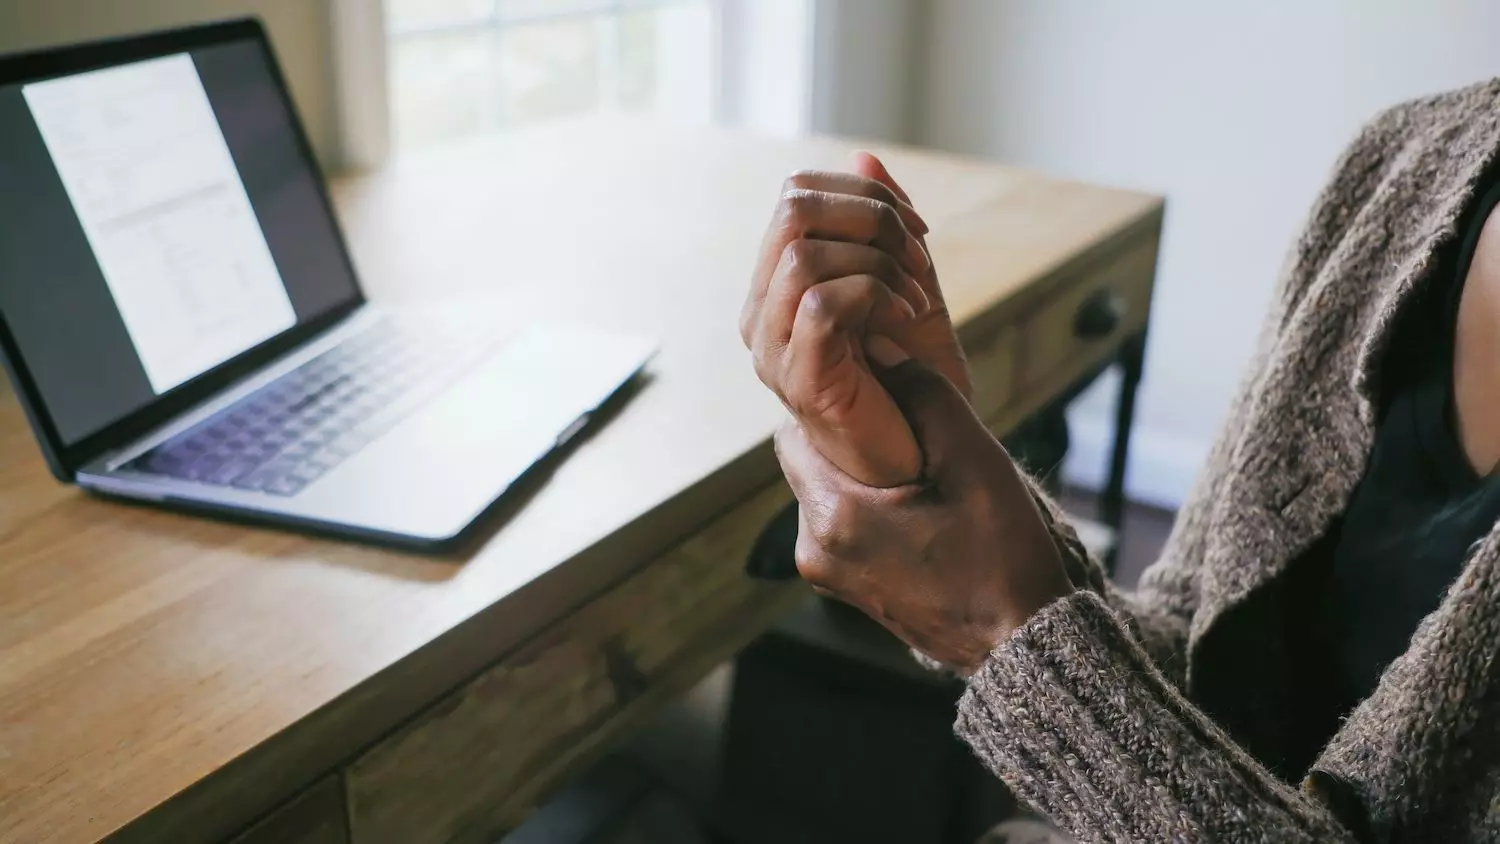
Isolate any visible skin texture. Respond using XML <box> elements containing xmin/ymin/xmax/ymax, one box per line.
<box><xmin>741</xmin><ymin>153</ymin><xmax>1072</xmax><ymax>670</ymax></box>
<box><xmin>740</xmin><ymin>153</ymin><xmax>971</xmax><ymax>488</ymax></box>
<box><xmin>774</xmin><ymin>361</ymin><xmax>1072</xmax><ymax>672</ymax></box>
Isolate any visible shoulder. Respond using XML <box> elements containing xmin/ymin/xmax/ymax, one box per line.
<box><xmin>1368</xmin><ymin>77</ymin><xmax>1500</xmax><ymax>142</ymax></box>
<box><xmin>1281</xmin><ymin>78</ymin><xmax>1500</xmax><ymax>313</ymax></box>
<box><xmin>1326</xmin><ymin>77</ymin><xmax>1500</xmax><ymax>197</ymax></box>
<box><xmin>1335</xmin><ymin>78</ymin><xmax>1500</xmax><ymax>195</ymax></box>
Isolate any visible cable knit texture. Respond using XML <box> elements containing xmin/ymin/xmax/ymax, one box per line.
<box><xmin>952</xmin><ymin>78</ymin><xmax>1500</xmax><ymax>843</ymax></box>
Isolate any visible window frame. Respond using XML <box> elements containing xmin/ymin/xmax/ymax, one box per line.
<box><xmin>327</xmin><ymin>0</ymin><xmax>815</xmax><ymax>170</ymax></box>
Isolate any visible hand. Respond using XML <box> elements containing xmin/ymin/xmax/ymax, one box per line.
<box><xmin>774</xmin><ymin>356</ymin><xmax>1072</xmax><ymax>673</ymax></box>
<box><xmin>741</xmin><ymin>152</ymin><xmax>970</xmax><ymax>488</ymax></box>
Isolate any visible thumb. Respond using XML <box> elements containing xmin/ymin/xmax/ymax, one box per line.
<box><xmin>875</xmin><ymin>358</ymin><xmax>992</xmax><ymax>474</ymax></box>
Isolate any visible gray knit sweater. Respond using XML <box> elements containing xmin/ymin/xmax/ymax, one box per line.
<box><xmin>956</xmin><ymin>79</ymin><xmax>1500</xmax><ymax>843</ymax></box>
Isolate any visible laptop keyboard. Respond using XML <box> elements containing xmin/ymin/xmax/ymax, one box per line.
<box><xmin>129</xmin><ymin>317</ymin><xmax>494</xmax><ymax>496</ymax></box>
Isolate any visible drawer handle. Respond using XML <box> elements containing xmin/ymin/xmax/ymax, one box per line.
<box><xmin>1074</xmin><ymin>288</ymin><xmax>1126</xmax><ymax>339</ymax></box>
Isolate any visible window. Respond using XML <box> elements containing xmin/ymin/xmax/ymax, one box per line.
<box><xmin>385</xmin><ymin>0</ymin><xmax>717</xmax><ymax>150</ymax></box>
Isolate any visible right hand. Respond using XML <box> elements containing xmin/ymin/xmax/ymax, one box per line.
<box><xmin>740</xmin><ymin>153</ymin><xmax>971</xmax><ymax>487</ymax></box>
<box><xmin>773</xmin><ymin>358</ymin><xmax>1072</xmax><ymax>671</ymax></box>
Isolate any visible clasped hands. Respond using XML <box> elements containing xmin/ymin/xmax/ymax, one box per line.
<box><xmin>740</xmin><ymin>152</ymin><xmax>1072</xmax><ymax>672</ymax></box>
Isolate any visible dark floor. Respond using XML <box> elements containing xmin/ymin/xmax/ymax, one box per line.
<box><xmin>1059</xmin><ymin>486</ymin><xmax>1176</xmax><ymax>587</ymax></box>
<box><xmin>513</xmin><ymin>491</ymin><xmax>1180</xmax><ymax>841</ymax></box>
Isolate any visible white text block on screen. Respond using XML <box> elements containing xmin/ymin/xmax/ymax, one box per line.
<box><xmin>23</xmin><ymin>53</ymin><xmax>296</xmax><ymax>394</ymax></box>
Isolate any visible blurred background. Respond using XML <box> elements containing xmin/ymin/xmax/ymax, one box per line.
<box><xmin>6</xmin><ymin>1</ymin><xmax>1500</xmax><ymax>840</ymax></box>
<box><xmin>8</xmin><ymin>0</ymin><xmax>1500</xmax><ymax>515</ymax></box>
<box><xmin>6</xmin><ymin>0</ymin><xmax>1500</xmax><ymax>514</ymax></box>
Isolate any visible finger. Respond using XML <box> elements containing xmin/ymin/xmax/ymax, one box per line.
<box><xmin>779</xmin><ymin>189</ymin><xmax>930</xmax><ymax>280</ymax></box>
<box><xmin>851</xmin><ymin>151</ymin><xmax>913</xmax><ymax>206</ymax></box>
<box><xmin>745</xmin><ymin>188</ymin><xmax>929</xmax><ymax>346</ymax></box>
<box><xmin>786</xmin><ymin>168</ymin><xmax>929</xmax><ymax>235</ymax></box>
<box><xmin>782</xmin><ymin>276</ymin><xmax>924</xmax><ymax>485</ymax></box>
<box><xmin>850</xmin><ymin>152</ymin><xmax>946</xmax><ymax>307</ymax></box>
<box><xmin>761</xmin><ymin>273</ymin><xmax>914</xmax><ymax>401</ymax></box>
<box><xmin>756</xmin><ymin>240</ymin><xmax>924</xmax><ymax>364</ymax></box>
<box><xmin>787</xmin><ymin>275</ymin><xmax>919</xmax><ymax>384</ymax></box>
<box><xmin>876</xmin><ymin>358</ymin><xmax>994</xmax><ymax>474</ymax></box>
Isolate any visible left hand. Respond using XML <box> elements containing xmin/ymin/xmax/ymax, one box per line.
<box><xmin>775</xmin><ymin>355</ymin><xmax>1073</xmax><ymax>672</ymax></box>
<box><xmin>741</xmin><ymin>152</ymin><xmax>971</xmax><ymax>488</ymax></box>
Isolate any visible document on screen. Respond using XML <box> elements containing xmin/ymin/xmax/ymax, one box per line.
<box><xmin>23</xmin><ymin>53</ymin><xmax>296</xmax><ymax>394</ymax></box>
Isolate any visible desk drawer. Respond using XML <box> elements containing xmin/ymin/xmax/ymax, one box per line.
<box><xmin>343</xmin><ymin>483</ymin><xmax>798</xmax><ymax>844</ymax></box>
<box><xmin>964</xmin><ymin>323</ymin><xmax>1019</xmax><ymax>428</ymax></box>
<box><xmin>1018</xmin><ymin>237</ymin><xmax>1157</xmax><ymax>390</ymax></box>
<box><xmin>230</xmin><ymin>777</ymin><xmax>348</xmax><ymax>844</ymax></box>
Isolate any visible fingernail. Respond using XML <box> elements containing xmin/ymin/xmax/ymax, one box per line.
<box><xmin>905</xmin><ymin>274</ymin><xmax>931</xmax><ymax>315</ymax></box>
<box><xmin>895</xmin><ymin>294</ymin><xmax>917</xmax><ymax>320</ymax></box>
<box><xmin>901</xmin><ymin>202</ymin><xmax>931</xmax><ymax>236</ymax></box>
<box><xmin>865</xmin><ymin>335</ymin><xmax>911</xmax><ymax>368</ymax></box>
<box><xmin>909</xmin><ymin>236</ymin><xmax>931</xmax><ymax>271</ymax></box>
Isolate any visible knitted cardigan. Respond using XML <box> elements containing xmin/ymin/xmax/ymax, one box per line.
<box><xmin>956</xmin><ymin>78</ymin><xmax>1500</xmax><ymax>843</ymax></box>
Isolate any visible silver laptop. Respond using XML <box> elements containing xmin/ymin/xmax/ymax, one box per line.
<box><xmin>0</xmin><ymin>20</ymin><xmax>654</xmax><ymax>549</ymax></box>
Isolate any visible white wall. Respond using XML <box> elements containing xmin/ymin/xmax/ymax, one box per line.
<box><xmin>0</xmin><ymin>0</ymin><xmax>338</xmax><ymax>164</ymax></box>
<box><xmin>918</xmin><ymin>0</ymin><xmax>1500</xmax><ymax>507</ymax></box>
<box><xmin>810</xmin><ymin>0</ymin><xmax>918</xmax><ymax>141</ymax></box>
<box><xmin>719</xmin><ymin>0</ymin><xmax>815</xmax><ymax>136</ymax></box>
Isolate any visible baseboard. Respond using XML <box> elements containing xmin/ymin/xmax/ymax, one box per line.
<box><xmin>1060</xmin><ymin>413</ymin><xmax>1208</xmax><ymax>511</ymax></box>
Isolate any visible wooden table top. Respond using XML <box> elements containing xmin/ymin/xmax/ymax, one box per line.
<box><xmin>0</xmin><ymin>120</ymin><xmax>1161</xmax><ymax>844</ymax></box>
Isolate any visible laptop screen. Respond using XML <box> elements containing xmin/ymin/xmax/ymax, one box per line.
<box><xmin>0</xmin><ymin>37</ymin><xmax>360</xmax><ymax>446</ymax></box>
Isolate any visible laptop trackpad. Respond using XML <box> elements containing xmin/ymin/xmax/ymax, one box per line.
<box><xmin>291</xmin><ymin>326</ymin><xmax>651</xmax><ymax>541</ymax></box>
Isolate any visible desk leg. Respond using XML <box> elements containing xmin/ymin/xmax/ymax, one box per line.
<box><xmin>1101</xmin><ymin>332</ymin><xmax>1146</xmax><ymax>577</ymax></box>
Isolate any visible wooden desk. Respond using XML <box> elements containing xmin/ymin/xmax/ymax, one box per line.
<box><xmin>0</xmin><ymin>122</ymin><xmax>1162</xmax><ymax>844</ymax></box>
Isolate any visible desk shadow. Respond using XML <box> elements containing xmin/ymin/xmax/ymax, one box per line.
<box><xmin>92</xmin><ymin>370</ymin><xmax>655</xmax><ymax>583</ymax></box>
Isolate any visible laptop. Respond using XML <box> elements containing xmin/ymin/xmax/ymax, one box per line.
<box><xmin>0</xmin><ymin>19</ymin><xmax>655</xmax><ymax>549</ymax></box>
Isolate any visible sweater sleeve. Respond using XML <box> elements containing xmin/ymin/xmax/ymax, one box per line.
<box><xmin>1017</xmin><ymin>474</ymin><xmax>1192</xmax><ymax>685</ymax></box>
<box><xmin>958</xmin><ymin>591</ymin><xmax>1358</xmax><ymax>843</ymax></box>
<box><xmin>1002</xmin><ymin>95</ymin><xmax>1404</xmax><ymax>690</ymax></box>
<box><xmin>951</xmin><ymin>107</ymin><xmax>1410</xmax><ymax>841</ymax></box>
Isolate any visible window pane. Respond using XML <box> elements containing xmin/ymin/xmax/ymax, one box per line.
<box><xmin>386</xmin><ymin>0</ymin><xmax>495</xmax><ymax>33</ymax></box>
<box><xmin>496</xmin><ymin>18</ymin><xmax>601</xmax><ymax>124</ymax></box>
<box><xmin>496</xmin><ymin>0</ymin><xmax>615</xmax><ymax>22</ymax></box>
<box><xmin>389</xmin><ymin>1</ymin><xmax>715</xmax><ymax>150</ymax></box>
<box><xmin>618</xmin><ymin>5</ymin><xmax>712</xmax><ymax>122</ymax></box>
<box><xmin>390</xmin><ymin>30</ymin><xmax>501</xmax><ymax>148</ymax></box>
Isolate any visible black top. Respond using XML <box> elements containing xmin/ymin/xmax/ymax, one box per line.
<box><xmin>1284</xmin><ymin>178</ymin><xmax>1500</xmax><ymax>776</ymax></box>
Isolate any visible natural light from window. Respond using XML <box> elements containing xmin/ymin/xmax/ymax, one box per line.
<box><xmin>386</xmin><ymin>0</ymin><xmax>716</xmax><ymax>150</ymax></box>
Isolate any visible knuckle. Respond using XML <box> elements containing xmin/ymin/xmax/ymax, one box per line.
<box><xmin>793</xmin><ymin>543</ymin><xmax>832</xmax><ymax>584</ymax></box>
<box><xmin>738</xmin><ymin>305</ymin><xmax>756</xmax><ymax>347</ymax></box>
<box><xmin>799</xmin><ymin>493</ymin><xmax>859</xmax><ymax>555</ymax></box>
<box><xmin>784</xmin><ymin>169</ymin><xmax>819</xmax><ymax>191</ymax></box>
<box><xmin>777</xmin><ymin>188</ymin><xmax>817</xmax><ymax>228</ymax></box>
<box><xmin>781</xmin><ymin>238</ymin><xmax>821</xmax><ymax>274</ymax></box>
<box><xmin>796</xmin><ymin>284</ymin><xmax>833</xmax><ymax>325</ymax></box>
<box><xmin>753</xmin><ymin>357</ymin><xmax>785</xmax><ymax>398</ymax></box>
<box><xmin>751</xmin><ymin>343</ymin><xmax>786</xmax><ymax>390</ymax></box>
<box><xmin>821</xmin><ymin>497</ymin><xmax>862</xmax><ymax>553</ymax></box>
